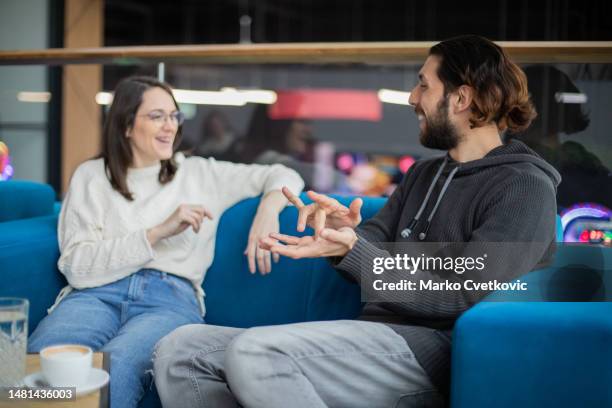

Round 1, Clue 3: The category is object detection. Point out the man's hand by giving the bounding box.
[259,227,358,259]
[282,187,362,239]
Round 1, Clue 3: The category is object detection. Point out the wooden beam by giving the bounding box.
[61,0,103,194]
[1,41,612,66]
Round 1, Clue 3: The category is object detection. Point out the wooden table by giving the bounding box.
[0,352,109,408]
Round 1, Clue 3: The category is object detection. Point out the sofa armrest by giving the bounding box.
[451,302,612,408]
[0,214,66,333]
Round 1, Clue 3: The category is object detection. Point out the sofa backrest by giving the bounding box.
[0,189,386,332]
[203,194,386,327]
[0,180,56,222]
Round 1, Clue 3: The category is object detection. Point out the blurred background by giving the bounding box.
[1,0,611,245]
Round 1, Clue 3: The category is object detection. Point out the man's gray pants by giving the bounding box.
[153,320,443,408]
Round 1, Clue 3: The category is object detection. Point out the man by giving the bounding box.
[153,35,560,407]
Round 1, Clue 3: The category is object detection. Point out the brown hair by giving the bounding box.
[429,35,537,133]
[101,76,182,200]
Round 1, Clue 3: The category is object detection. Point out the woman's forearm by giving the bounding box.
[257,190,289,214]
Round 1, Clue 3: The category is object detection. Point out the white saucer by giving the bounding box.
[23,367,109,397]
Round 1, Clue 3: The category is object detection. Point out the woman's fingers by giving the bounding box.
[256,245,266,275]
[263,249,272,274]
[246,240,257,274]
[181,212,200,233]
[194,206,214,221]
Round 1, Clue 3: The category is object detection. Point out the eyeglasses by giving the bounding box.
[139,110,185,126]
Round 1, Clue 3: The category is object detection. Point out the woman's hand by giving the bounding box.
[245,191,287,275]
[282,187,362,238]
[147,204,213,246]
[259,227,358,259]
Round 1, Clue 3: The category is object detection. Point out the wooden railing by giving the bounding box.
[1,42,612,65]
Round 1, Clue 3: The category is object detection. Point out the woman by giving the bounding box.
[27,76,304,408]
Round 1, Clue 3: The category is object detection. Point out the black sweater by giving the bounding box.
[333,140,561,395]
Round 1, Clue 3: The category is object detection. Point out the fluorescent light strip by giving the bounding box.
[95,88,277,106]
[554,92,588,104]
[221,87,277,104]
[378,89,411,105]
[17,91,51,103]
[173,89,246,106]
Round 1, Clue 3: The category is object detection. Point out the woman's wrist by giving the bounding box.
[146,226,161,246]
[257,190,288,215]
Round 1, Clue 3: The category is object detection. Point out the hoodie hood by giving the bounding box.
[448,140,562,187]
[400,140,561,241]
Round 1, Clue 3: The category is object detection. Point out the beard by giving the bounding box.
[418,95,461,150]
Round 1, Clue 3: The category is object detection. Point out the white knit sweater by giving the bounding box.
[50,153,304,315]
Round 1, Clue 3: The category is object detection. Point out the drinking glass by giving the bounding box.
[0,298,29,387]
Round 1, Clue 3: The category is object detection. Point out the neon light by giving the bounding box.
[560,203,611,230]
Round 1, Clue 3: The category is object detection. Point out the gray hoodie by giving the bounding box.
[334,140,561,396]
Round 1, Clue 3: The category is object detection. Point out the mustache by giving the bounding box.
[414,106,425,116]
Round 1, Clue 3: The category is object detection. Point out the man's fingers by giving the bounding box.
[349,198,363,220]
[269,232,301,245]
[273,252,280,263]
[320,228,351,244]
[282,186,304,208]
[313,208,326,239]
[258,236,277,250]
[307,191,345,213]
[268,244,302,259]
[297,205,314,232]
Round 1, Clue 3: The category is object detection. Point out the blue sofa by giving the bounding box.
[1,180,611,408]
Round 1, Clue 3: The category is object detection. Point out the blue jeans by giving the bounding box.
[28,269,203,408]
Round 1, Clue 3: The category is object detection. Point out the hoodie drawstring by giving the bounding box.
[418,165,459,240]
[400,158,447,239]
[400,158,459,240]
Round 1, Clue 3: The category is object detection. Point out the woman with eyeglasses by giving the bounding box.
[27,76,304,408]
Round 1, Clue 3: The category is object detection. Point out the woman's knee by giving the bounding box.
[28,318,106,352]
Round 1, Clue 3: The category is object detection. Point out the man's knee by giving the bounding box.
[154,324,236,380]
[225,327,293,403]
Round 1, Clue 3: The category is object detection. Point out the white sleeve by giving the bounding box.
[207,159,305,209]
[57,168,155,289]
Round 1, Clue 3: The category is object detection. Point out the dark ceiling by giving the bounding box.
[104,0,612,46]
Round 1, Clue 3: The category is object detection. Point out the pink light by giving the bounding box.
[398,156,416,173]
[337,154,354,172]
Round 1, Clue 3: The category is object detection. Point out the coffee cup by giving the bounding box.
[40,344,93,388]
